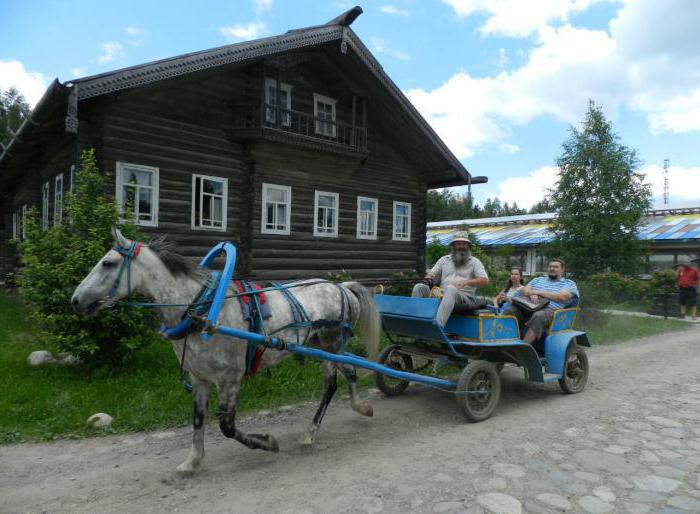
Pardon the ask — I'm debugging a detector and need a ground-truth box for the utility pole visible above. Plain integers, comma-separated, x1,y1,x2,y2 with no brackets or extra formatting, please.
663,158,670,205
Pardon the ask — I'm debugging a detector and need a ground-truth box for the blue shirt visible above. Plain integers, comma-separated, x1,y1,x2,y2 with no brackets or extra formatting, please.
524,276,580,310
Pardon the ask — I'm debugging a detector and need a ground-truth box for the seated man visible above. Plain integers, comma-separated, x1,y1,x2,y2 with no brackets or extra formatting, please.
412,231,490,326
504,259,579,346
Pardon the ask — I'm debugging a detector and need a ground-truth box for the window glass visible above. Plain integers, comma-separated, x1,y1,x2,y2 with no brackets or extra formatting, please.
262,183,291,234
192,174,227,230
117,163,158,226
315,191,338,237
393,202,411,240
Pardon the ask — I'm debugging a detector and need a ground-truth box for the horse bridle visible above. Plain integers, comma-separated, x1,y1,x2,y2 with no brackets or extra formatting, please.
110,241,142,300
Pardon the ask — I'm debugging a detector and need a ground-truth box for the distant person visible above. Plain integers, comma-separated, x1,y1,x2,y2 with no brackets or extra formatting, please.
412,231,489,327
504,259,579,346
494,267,525,313
677,260,699,320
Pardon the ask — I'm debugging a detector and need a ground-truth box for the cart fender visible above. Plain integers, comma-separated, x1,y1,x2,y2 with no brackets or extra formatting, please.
544,330,590,376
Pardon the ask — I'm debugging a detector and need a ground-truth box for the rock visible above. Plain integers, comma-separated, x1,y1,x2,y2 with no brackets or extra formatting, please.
604,445,631,455
473,477,507,492
432,501,465,513
491,463,525,478
359,497,383,514
646,416,683,428
535,493,572,510
667,495,700,511
151,431,177,440
574,471,601,483
55,352,81,366
432,473,454,483
27,350,56,366
652,465,686,480
593,486,616,502
633,475,682,493
573,449,636,475
639,450,661,463
87,413,113,428
578,496,613,513
624,503,650,514
476,493,522,514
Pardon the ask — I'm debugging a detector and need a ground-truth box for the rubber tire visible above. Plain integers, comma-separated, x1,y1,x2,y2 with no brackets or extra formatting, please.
558,344,589,394
374,345,414,396
456,360,501,422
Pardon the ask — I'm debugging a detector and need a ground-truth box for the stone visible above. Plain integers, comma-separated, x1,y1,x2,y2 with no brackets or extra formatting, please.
151,431,176,439
573,449,636,474
646,416,684,428
562,482,588,495
578,496,613,513
639,431,661,440
473,477,507,492
639,450,661,463
633,475,682,493
661,428,686,438
631,491,666,503
623,503,650,514
432,501,464,513
359,498,383,514
625,421,653,430
593,486,616,502
657,449,683,459
27,350,56,366
610,476,633,490
574,471,601,483
652,465,686,480
547,450,565,460
432,473,454,483
563,427,581,437
667,496,700,511
604,445,631,455
535,493,572,510
491,463,525,479
475,493,522,514
87,413,113,428
55,352,81,365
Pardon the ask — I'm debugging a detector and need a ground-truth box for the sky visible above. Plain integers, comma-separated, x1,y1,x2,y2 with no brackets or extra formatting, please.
2,0,699,210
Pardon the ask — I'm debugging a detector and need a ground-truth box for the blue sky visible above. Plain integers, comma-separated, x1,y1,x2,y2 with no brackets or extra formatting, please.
2,0,699,209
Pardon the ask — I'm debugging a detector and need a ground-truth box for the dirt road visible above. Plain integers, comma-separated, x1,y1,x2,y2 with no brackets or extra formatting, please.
2,326,700,513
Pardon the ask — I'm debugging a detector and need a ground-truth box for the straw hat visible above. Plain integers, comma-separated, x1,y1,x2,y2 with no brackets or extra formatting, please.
450,231,472,245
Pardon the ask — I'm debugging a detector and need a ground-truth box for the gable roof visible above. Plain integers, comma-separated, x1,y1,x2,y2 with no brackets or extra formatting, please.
0,7,472,188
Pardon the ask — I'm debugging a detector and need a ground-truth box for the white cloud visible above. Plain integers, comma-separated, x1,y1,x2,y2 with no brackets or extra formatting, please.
369,36,410,62
97,41,125,65
640,164,700,207
406,0,700,158
254,0,273,12
71,67,86,78
497,48,509,67
0,59,48,107
441,0,611,37
125,26,146,47
125,26,143,36
381,5,410,16
498,143,520,153
492,166,559,208
219,22,267,42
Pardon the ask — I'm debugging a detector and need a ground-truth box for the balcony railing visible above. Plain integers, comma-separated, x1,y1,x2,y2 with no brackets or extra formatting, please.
231,103,368,153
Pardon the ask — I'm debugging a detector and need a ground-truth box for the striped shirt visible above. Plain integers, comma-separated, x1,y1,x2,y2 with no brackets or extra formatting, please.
525,276,580,310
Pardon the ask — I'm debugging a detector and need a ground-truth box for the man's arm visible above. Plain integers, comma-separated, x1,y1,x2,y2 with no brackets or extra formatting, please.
455,258,489,288
521,282,575,303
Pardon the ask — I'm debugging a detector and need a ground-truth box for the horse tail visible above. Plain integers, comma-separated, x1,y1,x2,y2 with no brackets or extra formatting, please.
342,281,380,360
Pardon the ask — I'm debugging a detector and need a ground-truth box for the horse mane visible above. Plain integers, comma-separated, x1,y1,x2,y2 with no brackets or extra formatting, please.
147,236,207,281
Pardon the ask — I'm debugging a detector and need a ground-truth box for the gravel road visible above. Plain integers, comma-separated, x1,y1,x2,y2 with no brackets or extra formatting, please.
2,326,700,514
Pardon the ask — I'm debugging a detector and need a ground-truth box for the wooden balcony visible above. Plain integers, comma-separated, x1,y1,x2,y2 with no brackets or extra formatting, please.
229,103,368,156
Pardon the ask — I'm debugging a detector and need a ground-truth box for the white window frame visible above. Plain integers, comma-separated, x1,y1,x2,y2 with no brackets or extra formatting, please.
313,190,339,238
392,201,412,241
115,162,159,227
313,93,337,138
265,78,293,127
21,204,27,240
261,183,292,235
190,174,228,231
69,165,75,193
41,181,50,229
54,173,64,225
12,211,18,240
356,196,378,240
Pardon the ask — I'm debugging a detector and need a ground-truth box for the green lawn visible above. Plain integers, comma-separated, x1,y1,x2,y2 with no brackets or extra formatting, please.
0,293,690,443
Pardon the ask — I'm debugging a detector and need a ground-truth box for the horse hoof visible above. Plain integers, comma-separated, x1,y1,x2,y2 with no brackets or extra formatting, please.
353,401,374,417
176,462,197,475
299,432,315,446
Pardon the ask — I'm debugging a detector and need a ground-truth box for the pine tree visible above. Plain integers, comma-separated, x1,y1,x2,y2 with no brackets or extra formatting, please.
0,87,31,147
550,101,651,277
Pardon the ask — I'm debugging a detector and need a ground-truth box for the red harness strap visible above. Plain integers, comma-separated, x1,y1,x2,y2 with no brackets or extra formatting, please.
233,280,267,305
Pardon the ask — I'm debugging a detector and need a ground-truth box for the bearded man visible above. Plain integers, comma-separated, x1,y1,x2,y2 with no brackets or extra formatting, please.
412,231,489,327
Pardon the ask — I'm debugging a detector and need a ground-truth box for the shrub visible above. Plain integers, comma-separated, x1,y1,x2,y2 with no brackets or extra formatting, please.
14,150,158,369
577,272,651,309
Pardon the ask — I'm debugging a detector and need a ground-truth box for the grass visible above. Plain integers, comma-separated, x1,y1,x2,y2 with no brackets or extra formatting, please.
0,292,690,443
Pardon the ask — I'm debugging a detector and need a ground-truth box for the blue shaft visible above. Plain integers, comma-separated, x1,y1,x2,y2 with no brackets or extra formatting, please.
216,325,457,390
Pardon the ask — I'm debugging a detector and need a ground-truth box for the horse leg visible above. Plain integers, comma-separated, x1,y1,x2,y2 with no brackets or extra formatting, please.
176,376,210,474
217,380,279,452
300,360,338,446
337,363,373,417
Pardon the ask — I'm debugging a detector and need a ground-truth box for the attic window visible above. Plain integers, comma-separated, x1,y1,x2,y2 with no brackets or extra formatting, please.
313,93,337,138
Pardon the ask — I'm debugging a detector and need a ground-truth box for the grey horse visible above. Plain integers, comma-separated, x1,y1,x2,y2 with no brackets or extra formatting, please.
71,228,380,473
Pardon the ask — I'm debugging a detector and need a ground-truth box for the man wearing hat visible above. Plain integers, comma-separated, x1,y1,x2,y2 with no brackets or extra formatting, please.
412,231,489,326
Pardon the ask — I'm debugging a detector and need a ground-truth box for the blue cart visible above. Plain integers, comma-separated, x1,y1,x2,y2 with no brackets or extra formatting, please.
173,242,589,423
372,294,591,421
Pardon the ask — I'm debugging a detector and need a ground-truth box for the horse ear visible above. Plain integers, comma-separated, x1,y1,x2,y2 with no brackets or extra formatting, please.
111,227,130,248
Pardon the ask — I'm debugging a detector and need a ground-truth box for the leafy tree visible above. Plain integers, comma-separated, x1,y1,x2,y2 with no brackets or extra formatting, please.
529,198,554,214
15,149,157,368
549,100,651,277
0,87,31,147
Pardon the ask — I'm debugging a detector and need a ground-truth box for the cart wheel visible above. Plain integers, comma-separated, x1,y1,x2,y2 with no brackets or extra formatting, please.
495,362,505,373
375,345,414,396
558,344,589,394
456,360,501,422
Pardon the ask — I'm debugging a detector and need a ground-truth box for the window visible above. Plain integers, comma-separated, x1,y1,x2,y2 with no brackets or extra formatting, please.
392,201,411,241
21,205,27,240
116,162,159,226
648,253,675,271
265,78,292,127
313,93,337,138
261,183,291,235
12,211,18,240
191,174,227,231
356,196,378,240
41,181,50,229
54,174,64,225
314,191,339,237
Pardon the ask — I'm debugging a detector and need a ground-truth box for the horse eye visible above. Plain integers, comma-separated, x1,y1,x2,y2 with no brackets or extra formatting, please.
102,260,115,268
